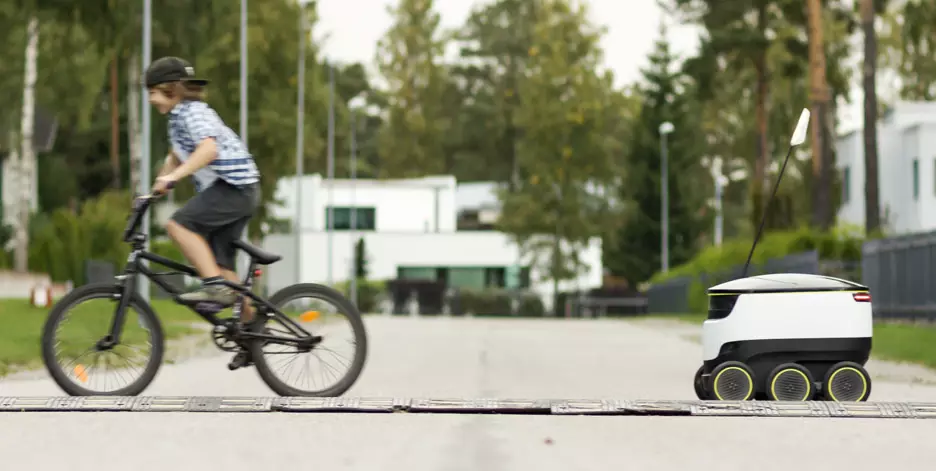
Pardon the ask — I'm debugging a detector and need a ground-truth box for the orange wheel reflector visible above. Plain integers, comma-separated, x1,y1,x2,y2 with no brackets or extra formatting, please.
74,364,88,383
299,311,320,322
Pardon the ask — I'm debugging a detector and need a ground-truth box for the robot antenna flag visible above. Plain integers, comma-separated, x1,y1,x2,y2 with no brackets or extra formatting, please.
741,108,811,278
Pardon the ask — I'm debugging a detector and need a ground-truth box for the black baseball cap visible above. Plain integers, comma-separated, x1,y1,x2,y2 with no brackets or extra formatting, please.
144,56,209,88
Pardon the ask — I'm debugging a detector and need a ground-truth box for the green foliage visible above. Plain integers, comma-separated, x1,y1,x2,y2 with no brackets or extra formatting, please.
353,237,368,279
496,0,627,290
375,0,451,178
604,23,709,285
649,226,865,285
457,288,544,317
150,238,186,264
27,190,133,284
880,0,936,100
333,278,386,314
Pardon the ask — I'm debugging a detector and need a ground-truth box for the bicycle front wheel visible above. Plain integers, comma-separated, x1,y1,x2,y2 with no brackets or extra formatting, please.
40,283,165,396
250,283,368,396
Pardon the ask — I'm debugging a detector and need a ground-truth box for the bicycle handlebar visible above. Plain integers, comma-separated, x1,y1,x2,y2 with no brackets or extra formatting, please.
122,180,176,241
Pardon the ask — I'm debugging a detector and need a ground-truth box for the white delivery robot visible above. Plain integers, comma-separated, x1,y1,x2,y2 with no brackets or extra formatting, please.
692,109,873,402
694,273,873,402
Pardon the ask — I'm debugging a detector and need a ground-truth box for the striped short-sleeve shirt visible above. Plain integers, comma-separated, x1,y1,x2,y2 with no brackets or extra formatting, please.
167,100,260,192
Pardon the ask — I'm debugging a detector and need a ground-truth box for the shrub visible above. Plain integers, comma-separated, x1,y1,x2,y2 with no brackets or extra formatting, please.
458,288,513,316
649,226,865,285
333,278,387,314
516,292,546,317
28,190,134,285
456,288,545,317
646,225,867,313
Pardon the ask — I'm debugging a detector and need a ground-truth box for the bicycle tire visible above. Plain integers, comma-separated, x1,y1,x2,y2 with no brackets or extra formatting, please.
40,283,165,396
249,283,368,397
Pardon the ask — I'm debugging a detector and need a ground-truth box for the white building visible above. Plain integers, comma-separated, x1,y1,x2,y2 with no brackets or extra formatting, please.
837,101,936,235
260,173,603,310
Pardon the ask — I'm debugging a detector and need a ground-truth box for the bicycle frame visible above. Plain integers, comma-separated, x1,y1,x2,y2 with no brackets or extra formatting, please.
102,195,317,349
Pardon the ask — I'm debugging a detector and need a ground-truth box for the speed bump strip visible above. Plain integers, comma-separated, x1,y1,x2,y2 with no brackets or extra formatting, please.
408,398,553,414
0,396,135,412
273,397,409,412
2,397,936,417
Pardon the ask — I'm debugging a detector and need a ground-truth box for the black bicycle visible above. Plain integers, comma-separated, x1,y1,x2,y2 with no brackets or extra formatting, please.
39,192,368,397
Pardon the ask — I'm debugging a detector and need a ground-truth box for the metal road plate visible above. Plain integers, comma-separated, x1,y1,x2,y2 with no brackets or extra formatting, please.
0,396,135,412
131,396,272,412
910,403,936,418
273,397,410,413
408,398,553,414
625,400,695,415
550,400,629,415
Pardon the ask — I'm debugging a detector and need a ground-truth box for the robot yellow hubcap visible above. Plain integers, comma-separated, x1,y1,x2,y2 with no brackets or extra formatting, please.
713,366,753,400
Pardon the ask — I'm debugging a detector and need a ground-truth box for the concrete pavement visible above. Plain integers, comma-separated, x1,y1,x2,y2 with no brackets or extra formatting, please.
2,315,935,470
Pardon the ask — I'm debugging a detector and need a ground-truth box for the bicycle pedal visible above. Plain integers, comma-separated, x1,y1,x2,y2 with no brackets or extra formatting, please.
227,351,253,371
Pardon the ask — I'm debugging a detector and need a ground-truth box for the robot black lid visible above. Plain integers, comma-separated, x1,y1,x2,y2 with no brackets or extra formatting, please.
707,273,868,295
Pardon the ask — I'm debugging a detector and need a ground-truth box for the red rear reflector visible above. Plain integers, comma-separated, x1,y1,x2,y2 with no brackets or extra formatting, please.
853,292,871,302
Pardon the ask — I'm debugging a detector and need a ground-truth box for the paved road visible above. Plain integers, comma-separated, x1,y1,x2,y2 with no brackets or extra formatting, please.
2,316,935,470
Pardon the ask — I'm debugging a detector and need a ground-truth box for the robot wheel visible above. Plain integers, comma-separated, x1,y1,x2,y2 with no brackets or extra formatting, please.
766,362,815,401
709,361,756,401
821,361,872,402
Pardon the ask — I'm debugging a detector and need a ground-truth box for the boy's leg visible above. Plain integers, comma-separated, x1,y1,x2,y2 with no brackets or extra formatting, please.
211,215,256,323
169,181,254,306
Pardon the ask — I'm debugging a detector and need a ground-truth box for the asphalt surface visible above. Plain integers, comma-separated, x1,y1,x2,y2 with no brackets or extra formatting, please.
2,315,936,470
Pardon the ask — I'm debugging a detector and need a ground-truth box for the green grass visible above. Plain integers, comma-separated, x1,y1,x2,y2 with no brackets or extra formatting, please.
0,297,204,377
644,312,936,370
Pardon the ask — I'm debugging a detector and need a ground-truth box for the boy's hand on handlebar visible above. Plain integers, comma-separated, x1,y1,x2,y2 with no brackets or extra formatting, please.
152,175,177,195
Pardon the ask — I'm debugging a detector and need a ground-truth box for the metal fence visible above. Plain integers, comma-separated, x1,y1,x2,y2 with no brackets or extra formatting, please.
646,250,821,314
862,230,936,321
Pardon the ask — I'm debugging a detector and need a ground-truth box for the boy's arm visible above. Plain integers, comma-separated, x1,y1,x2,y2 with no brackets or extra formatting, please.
163,106,221,181
157,151,180,177
166,139,217,181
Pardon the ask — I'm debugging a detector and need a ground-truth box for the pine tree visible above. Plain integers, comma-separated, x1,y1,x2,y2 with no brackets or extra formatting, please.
604,23,708,284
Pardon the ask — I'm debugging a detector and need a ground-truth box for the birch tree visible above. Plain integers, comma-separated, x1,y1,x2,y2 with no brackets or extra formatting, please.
13,15,38,272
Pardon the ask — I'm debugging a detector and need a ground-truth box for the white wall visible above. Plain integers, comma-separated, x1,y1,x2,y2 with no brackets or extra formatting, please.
261,231,603,311
836,101,936,235
271,174,458,232
837,130,863,225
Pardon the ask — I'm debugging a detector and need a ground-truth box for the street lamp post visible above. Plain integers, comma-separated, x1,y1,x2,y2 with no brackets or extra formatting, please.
140,0,152,302
659,121,674,273
294,4,307,286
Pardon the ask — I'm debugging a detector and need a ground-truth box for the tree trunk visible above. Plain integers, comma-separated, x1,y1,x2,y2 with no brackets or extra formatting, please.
806,0,832,229
755,4,770,194
110,56,121,189
128,52,142,195
861,0,881,234
14,16,38,273
748,4,771,233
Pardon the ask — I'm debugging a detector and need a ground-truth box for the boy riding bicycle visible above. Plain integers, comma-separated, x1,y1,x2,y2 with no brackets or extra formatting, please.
144,56,260,326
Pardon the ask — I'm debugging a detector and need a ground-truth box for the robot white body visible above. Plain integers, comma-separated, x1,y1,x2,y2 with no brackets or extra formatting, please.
694,273,874,402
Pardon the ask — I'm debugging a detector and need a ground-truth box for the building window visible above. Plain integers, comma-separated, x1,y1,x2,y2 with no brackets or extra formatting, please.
913,158,919,200
325,206,376,231
842,166,850,203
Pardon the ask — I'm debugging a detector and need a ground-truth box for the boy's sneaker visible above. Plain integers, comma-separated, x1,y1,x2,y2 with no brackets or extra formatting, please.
179,284,238,306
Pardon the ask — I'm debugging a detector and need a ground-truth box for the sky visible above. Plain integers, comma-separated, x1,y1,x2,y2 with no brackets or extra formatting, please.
315,0,864,134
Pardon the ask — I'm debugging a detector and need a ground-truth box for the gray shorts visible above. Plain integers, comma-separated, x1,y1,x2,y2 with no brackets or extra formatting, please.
170,179,259,270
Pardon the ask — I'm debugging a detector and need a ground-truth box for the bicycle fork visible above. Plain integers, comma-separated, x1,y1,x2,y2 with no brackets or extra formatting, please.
100,269,140,350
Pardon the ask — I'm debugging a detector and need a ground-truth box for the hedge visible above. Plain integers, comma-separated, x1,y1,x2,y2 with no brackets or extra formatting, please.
455,288,545,317
332,278,386,314
647,225,866,313
649,225,865,285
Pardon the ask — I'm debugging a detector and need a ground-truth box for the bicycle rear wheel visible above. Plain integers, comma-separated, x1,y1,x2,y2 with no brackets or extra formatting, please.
249,283,368,396
40,283,165,396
